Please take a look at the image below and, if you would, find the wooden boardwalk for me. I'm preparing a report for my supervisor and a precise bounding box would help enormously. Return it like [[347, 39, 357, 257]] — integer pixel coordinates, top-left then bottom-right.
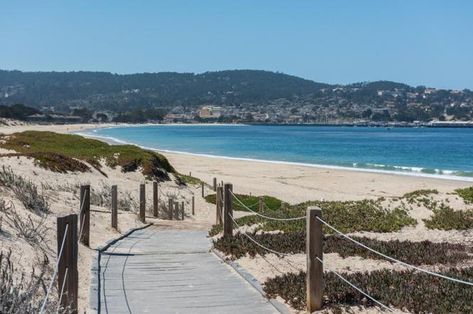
[[98, 227, 281, 313]]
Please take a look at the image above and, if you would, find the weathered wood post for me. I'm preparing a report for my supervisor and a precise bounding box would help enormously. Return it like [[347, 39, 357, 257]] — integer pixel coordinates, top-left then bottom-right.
[[213, 177, 217, 191], [174, 202, 179, 220], [223, 183, 233, 237], [259, 196, 264, 212], [307, 206, 323, 312], [79, 185, 90, 246], [181, 201, 185, 220], [192, 196, 195, 215], [111, 185, 117, 229], [216, 186, 223, 225], [153, 181, 159, 218], [57, 214, 78, 313], [139, 184, 146, 223], [201, 182, 205, 198], [168, 198, 173, 220]]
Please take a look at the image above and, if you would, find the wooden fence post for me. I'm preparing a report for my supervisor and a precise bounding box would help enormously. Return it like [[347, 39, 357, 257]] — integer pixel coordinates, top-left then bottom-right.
[[168, 198, 173, 220], [111, 185, 117, 229], [201, 182, 205, 198], [192, 196, 195, 215], [223, 183, 233, 238], [307, 206, 323, 312], [181, 201, 185, 220], [57, 214, 78, 313], [153, 181, 159, 218], [213, 177, 217, 191], [216, 186, 223, 225], [259, 196, 264, 212], [139, 184, 146, 223], [79, 185, 90, 246], [174, 202, 179, 220]]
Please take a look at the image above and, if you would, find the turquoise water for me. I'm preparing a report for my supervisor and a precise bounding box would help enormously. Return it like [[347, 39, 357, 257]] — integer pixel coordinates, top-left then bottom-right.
[[85, 125, 473, 179]]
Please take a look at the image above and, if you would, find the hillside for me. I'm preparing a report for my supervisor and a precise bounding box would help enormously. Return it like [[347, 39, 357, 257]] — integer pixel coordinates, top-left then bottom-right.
[[0, 69, 472, 123], [0, 70, 328, 111]]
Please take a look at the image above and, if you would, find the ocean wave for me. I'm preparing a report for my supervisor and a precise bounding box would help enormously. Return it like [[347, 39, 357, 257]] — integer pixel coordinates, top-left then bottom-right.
[[353, 162, 473, 178]]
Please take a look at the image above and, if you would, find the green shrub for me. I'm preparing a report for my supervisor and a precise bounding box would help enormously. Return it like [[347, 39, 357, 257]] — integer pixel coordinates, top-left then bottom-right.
[[264, 268, 473, 312], [456, 186, 473, 204], [424, 204, 473, 230], [205, 193, 282, 211]]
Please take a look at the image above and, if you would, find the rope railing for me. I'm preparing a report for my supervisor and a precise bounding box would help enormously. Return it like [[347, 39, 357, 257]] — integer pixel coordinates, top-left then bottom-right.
[[315, 257, 393, 312], [227, 211, 390, 309], [230, 190, 305, 221], [316, 216, 473, 287], [39, 224, 69, 314]]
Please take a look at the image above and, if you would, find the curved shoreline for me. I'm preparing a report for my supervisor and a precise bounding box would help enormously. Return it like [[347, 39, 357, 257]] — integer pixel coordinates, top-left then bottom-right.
[[76, 129, 473, 183]]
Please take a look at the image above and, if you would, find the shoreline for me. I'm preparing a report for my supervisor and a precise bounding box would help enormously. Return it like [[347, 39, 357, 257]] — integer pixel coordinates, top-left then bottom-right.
[[75, 128, 473, 183]]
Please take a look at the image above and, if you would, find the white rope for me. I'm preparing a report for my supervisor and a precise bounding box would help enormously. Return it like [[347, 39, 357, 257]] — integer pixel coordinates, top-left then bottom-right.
[[316, 216, 473, 286], [39, 224, 69, 314], [315, 257, 393, 312], [56, 267, 68, 313], [228, 213, 301, 272], [229, 213, 288, 257], [230, 190, 305, 221]]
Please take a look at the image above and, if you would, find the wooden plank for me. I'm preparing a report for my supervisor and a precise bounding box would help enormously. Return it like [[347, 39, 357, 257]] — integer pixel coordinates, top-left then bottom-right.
[[306, 206, 323, 312], [57, 214, 78, 313], [79, 185, 90, 246], [111, 185, 117, 229]]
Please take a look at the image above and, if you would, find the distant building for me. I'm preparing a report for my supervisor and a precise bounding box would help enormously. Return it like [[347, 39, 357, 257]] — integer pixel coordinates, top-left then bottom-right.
[[198, 106, 222, 119]]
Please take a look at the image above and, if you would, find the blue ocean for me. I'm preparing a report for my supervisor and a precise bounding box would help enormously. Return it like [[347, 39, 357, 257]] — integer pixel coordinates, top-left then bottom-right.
[[84, 125, 473, 179]]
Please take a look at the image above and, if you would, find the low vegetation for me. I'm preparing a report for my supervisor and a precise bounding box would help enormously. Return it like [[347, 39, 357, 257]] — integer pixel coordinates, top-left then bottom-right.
[[0, 250, 58, 313], [424, 204, 473, 230], [0, 131, 175, 180], [208, 194, 416, 235], [0, 165, 49, 214], [264, 268, 473, 313], [456, 186, 473, 204], [176, 174, 204, 186], [205, 193, 282, 211], [0, 200, 50, 248], [214, 232, 470, 265]]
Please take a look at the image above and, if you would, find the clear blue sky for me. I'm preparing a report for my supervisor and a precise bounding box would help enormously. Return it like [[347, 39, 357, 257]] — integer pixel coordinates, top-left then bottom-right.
[[1, 0, 472, 89]]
